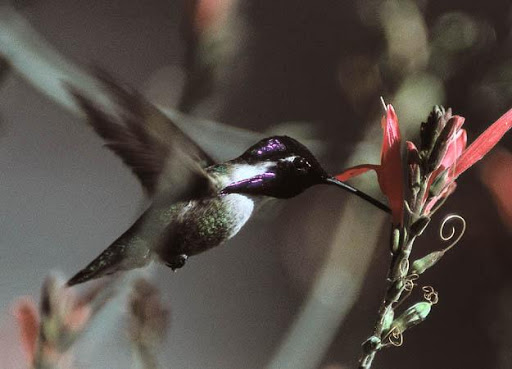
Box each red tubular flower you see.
[336,104,512,223]
[434,108,512,182]
[424,108,512,213]
[421,115,467,214]
[453,109,512,178]
[336,104,404,224]
[440,127,467,170]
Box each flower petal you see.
[12,298,39,365]
[335,164,378,181]
[441,128,467,171]
[424,182,457,214]
[381,104,401,164]
[427,116,465,173]
[65,305,92,332]
[379,104,404,224]
[454,108,512,177]
[406,141,419,163]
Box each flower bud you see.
[362,336,381,353]
[427,116,465,173]
[407,141,420,165]
[409,163,421,192]
[390,302,431,334]
[429,170,450,197]
[391,227,401,254]
[410,250,445,275]
[381,307,395,336]
[420,106,452,152]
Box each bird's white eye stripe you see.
[229,163,275,184]
[283,156,298,163]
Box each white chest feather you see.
[221,193,256,238]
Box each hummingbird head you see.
[221,136,391,213]
[221,136,333,198]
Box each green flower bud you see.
[391,227,401,254]
[391,302,431,333]
[362,336,381,353]
[410,250,446,275]
[429,170,450,197]
[381,307,395,336]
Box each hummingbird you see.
[66,72,389,286]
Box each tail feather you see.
[67,240,152,286]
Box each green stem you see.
[358,228,410,368]
[358,208,421,368]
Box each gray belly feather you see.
[150,194,255,263]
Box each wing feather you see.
[69,70,215,199]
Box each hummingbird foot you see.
[166,254,188,271]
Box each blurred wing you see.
[0,6,266,161]
[0,6,325,162]
[70,70,215,199]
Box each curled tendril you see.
[399,259,410,276]
[404,274,419,292]
[385,327,403,347]
[422,286,439,305]
[440,214,466,252]
[393,274,419,309]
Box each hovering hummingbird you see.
[66,72,389,286]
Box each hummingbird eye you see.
[292,157,310,174]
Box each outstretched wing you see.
[69,70,215,199]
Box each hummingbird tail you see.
[67,238,152,286]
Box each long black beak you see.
[324,177,391,214]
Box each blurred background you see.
[0,0,511,368]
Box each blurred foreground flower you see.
[128,278,170,369]
[480,149,512,229]
[12,274,116,369]
[180,0,238,112]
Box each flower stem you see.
[358,229,408,368]
[357,186,424,368]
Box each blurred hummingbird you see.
[66,73,389,286]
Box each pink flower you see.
[337,103,404,225]
[11,275,115,367]
[189,0,235,34]
[12,299,39,365]
[454,109,512,177]
[424,108,512,214]
[336,103,512,222]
